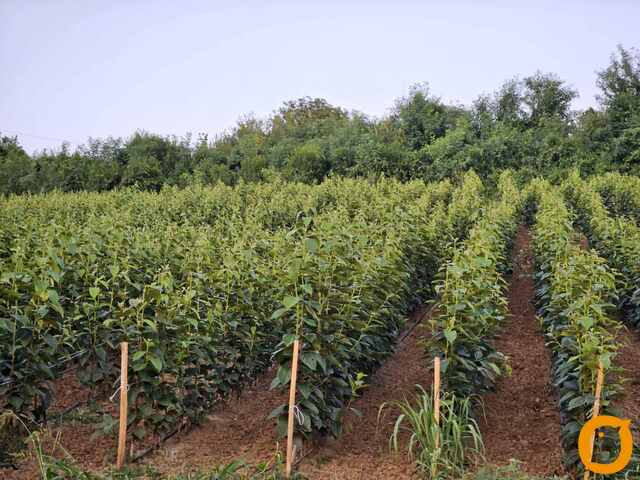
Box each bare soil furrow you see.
[478,225,565,477]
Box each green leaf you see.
[567,395,589,411]
[132,351,146,361]
[300,352,318,371]
[443,328,457,344]
[277,365,291,386]
[487,362,501,375]
[298,383,312,400]
[577,316,594,330]
[268,404,286,419]
[599,352,612,369]
[276,416,288,438]
[282,333,297,347]
[43,334,57,349]
[271,307,288,320]
[50,302,64,317]
[8,395,24,409]
[149,354,163,372]
[304,237,319,253]
[282,296,300,310]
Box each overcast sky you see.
[1,1,639,154]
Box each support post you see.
[583,361,604,480]
[117,342,129,469]
[434,356,441,450]
[285,339,300,478]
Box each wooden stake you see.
[434,357,441,450]
[583,361,604,480]
[117,342,129,470]
[285,339,300,478]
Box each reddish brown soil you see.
[143,366,287,476]
[1,372,135,479]
[0,370,111,480]
[3,366,287,479]
[298,307,432,480]
[49,369,93,414]
[614,327,640,443]
[1,420,117,480]
[478,226,565,477]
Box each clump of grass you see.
[1,410,29,467]
[379,385,483,479]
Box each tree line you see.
[1,45,639,195]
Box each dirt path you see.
[1,367,284,479]
[614,326,640,444]
[144,366,287,476]
[2,368,287,480]
[478,226,565,477]
[1,372,116,480]
[298,307,432,480]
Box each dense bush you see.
[564,172,640,329]
[269,171,481,438]
[2,46,639,195]
[530,181,625,472]
[427,171,521,398]
[0,177,455,443]
[592,171,640,223]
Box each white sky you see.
[1,0,639,154]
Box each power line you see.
[0,128,74,144]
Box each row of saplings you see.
[0,178,447,454]
[291,171,522,478]
[386,178,640,479]
[6,173,640,479]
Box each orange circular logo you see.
[578,415,634,475]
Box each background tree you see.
[595,45,640,172]
[0,135,32,194]
[392,83,463,150]
[1,45,639,195]
[522,72,578,126]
